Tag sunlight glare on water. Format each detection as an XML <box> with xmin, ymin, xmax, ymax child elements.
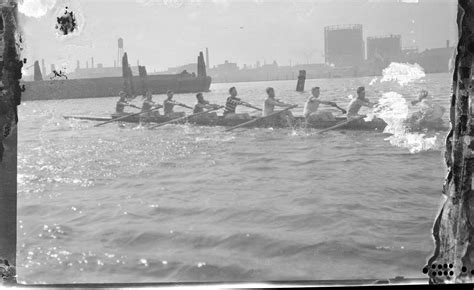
<box><xmin>17</xmin><ymin>74</ymin><xmax>450</xmax><ymax>283</ymax></box>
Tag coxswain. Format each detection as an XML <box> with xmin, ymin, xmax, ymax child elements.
<box><xmin>409</xmin><ymin>89</ymin><xmax>446</xmax><ymax>124</ymax></box>
<box><xmin>303</xmin><ymin>87</ymin><xmax>343</xmax><ymax>122</ymax></box>
<box><xmin>346</xmin><ymin>86</ymin><xmax>377</xmax><ymax>120</ymax></box>
<box><xmin>262</xmin><ymin>87</ymin><xmax>295</xmax><ymax>125</ymax></box>
<box><xmin>223</xmin><ymin>87</ymin><xmax>251</xmax><ymax>119</ymax></box>
<box><xmin>163</xmin><ymin>90</ymin><xmax>187</xmax><ymax>118</ymax></box>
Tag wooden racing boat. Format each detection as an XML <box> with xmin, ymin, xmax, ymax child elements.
<box><xmin>63</xmin><ymin>112</ymin><xmax>450</xmax><ymax>131</ymax></box>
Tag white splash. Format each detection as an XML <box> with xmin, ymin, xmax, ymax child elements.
<box><xmin>19</xmin><ymin>0</ymin><xmax>57</xmax><ymax>18</ymax></box>
<box><xmin>366</xmin><ymin>91</ymin><xmax>441</xmax><ymax>154</ymax></box>
<box><xmin>369</xmin><ymin>77</ymin><xmax>378</xmax><ymax>86</ymax></box>
<box><xmin>380</xmin><ymin>62</ymin><xmax>426</xmax><ymax>86</ymax></box>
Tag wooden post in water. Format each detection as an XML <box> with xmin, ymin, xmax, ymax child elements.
<box><xmin>0</xmin><ymin>2</ymin><xmax>21</xmax><ymax>283</ymax></box>
<box><xmin>426</xmin><ymin>0</ymin><xmax>474</xmax><ymax>284</ymax></box>
<box><xmin>296</xmin><ymin>70</ymin><xmax>306</xmax><ymax>92</ymax></box>
<box><xmin>33</xmin><ymin>60</ymin><xmax>42</xmax><ymax>81</ymax></box>
<box><xmin>121</xmin><ymin>52</ymin><xmax>135</xmax><ymax>97</ymax></box>
<box><xmin>138</xmin><ymin>65</ymin><xmax>148</xmax><ymax>96</ymax></box>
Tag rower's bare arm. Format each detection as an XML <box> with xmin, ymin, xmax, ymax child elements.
<box><xmin>272</xmin><ymin>99</ymin><xmax>290</xmax><ymax>107</ymax></box>
<box><xmin>320</xmin><ymin>100</ymin><xmax>335</xmax><ymax>106</ymax></box>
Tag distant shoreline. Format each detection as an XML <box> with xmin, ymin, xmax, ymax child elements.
<box><xmin>209</xmin><ymin>71</ymin><xmax>450</xmax><ymax>86</ymax></box>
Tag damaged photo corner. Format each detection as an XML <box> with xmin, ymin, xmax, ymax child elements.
<box><xmin>1</xmin><ymin>0</ymin><xmax>472</xmax><ymax>286</ymax></box>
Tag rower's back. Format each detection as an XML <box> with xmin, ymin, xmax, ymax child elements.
<box><xmin>163</xmin><ymin>99</ymin><xmax>175</xmax><ymax>115</ymax></box>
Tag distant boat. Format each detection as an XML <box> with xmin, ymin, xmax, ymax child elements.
<box><xmin>22</xmin><ymin>73</ymin><xmax>211</xmax><ymax>101</ymax></box>
<box><xmin>22</xmin><ymin>52</ymin><xmax>212</xmax><ymax>101</ymax></box>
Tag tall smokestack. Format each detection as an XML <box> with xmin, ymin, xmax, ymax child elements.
<box><xmin>76</xmin><ymin>60</ymin><xmax>80</xmax><ymax>69</ymax></box>
<box><xmin>206</xmin><ymin>47</ymin><xmax>209</xmax><ymax>69</ymax></box>
<box><xmin>91</xmin><ymin>57</ymin><xmax>94</xmax><ymax>69</ymax></box>
<box><xmin>197</xmin><ymin>51</ymin><xmax>206</xmax><ymax>77</ymax></box>
<box><xmin>447</xmin><ymin>40</ymin><xmax>450</xmax><ymax>48</ymax></box>
<box><xmin>41</xmin><ymin>59</ymin><xmax>46</xmax><ymax>76</ymax></box>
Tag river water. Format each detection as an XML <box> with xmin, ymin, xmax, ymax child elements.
<box><xmin>17</xmin><ymin>73</ymin><xmax>451</xmax><ymax>284</ymax></box>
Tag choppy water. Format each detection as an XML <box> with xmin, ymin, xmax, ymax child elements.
<box><xmin>18</xmin><ymin>73</ymin><xmax>451</xmax><ymax>284</ymax></box>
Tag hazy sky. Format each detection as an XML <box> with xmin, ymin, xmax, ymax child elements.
<box><xmin>19</xmin><ymin>0</ymin><xmax>457</xmax><ymax>74</ymax></box>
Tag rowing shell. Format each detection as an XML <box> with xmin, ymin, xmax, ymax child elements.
<box><xmin>63</xmin><ymin>113</ymin><xmax>450</xmax><ymax>132</ymax></box>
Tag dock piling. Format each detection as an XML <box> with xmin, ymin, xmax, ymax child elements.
<box><xmin>296</xmin><ymin>70</ymin><xmax>306</xmax><ymax>92</ymax></box>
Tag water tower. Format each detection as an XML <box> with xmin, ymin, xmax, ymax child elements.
<box><xmin>117</xmin><ymin>38</ymin><xmax>124</xmax><ymax>67</ymax></box>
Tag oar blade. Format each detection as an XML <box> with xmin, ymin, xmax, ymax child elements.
<box><xmin>150</xmin><ymin>107</ymin><xmax>222</xmax><ymax>129</ymax></box>
<box><xmin>225</xmin><ymin>104</ymin><xmax>297</xmax><ymax>132</ymax></box>
<box><xmin>94</xmin><ymin>106</ymin><xmax>160</xmax><ymax>127</ymax></box>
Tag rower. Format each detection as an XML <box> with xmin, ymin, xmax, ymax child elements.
<box><xmin>141</xmin><ymin>91</ymin><xmax>162</xmax><ymax>118</ymax></box>
<box><xmin>263</xmin><ymin>87</ymin><xmax>295</xmax><ymax>124</ymax></box>
<box><xmin>163</xmin><ymin>90</ymin><xmax>186</xmax><ymax>118</ymax></box>
<box><xmin>223</xmin><ymin>87</ymin><xmax>251</xmax><ymax>120</ymax></box>
<box><xmin>346</xmin><ymin>86</ymin><xmax>376</xmax><ymax>120</ymax></box>
<box><xmin>303</xmin><ymin>86</ymin><xmax>340</xmax><ymax>122</ymax></box>
<box><xmin>409</xmin><ymin>89</ymin><xmax>446</xmax><ymax>124</ymax></box>
<box><xmin>191</xmin><ymin>93</ymin><xmax>221</xmax><ymax>122</ymax></box>
<box><xmin>194</xmin><ymin>93</ymin><xmax>220</xmax><ymax>113</ymax></box>
<box><xmin>115</xmin><ymin>91</ymin><xmax>134</xmax><ymax>114</ymax></box>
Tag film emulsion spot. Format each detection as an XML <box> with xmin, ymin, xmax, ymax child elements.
<box><xmin>55</xmin><ymin>6</ymin><xmax>76</xmax><ymax>35</ymax></box>
<box><xmin>13</xmin><ymin>0</ymin><xmax>468</xmax><ymax>285</ymax></box>
<box><xmin>462</xmin><ymin>266</ymin><xmax>467</xmax><ymax>272</ymax></box>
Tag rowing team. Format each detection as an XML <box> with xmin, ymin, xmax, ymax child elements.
<box><xmin>115</xmin><ymin>86</ymin><xmax>445</xmax><ymax>124</ymax></box>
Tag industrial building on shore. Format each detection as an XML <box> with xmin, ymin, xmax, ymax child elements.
<box><xmin>166</xmin><ymin>24</ymin><xmax>454</xmax><ymax>83</ymax></box>
<box><xmin>24</xmin><ymin>26</ymin><xmax>454</xmax><ymax>84</ymax></box>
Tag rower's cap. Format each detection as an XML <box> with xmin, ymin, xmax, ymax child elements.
<box><xmin>166</xmin><ymin>90</ymin><xmax>173</xmax><ymax>94</ymax></box>
<box><xmin>196</xmin><ymin>92</ymin><xmax>203</xmax><ymax>99</ymax></box>
<box><xmin>266</xmin><ymin>87</ymin><xmax>274</xmax><ymax>94</ymax></box>
<box><xmin>357</xmin><ymin>86</ymin><xmax>365</xmax><ymax>93</ymax></box>
<box><xmin>229</xmin><ymin>87</ymin><xmax>236</xmax><ymax>93</ymax></box>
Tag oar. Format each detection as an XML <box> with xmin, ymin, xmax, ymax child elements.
<box><xmin>129</xmin><ymin>104</ymin><xmax>142</xmax><ymax>110</ymax></box>
<box><xmin>332</xmin><ymin>104</ymin><xmax>347</xmax><ymax>114</ymax></box>
<box><xmin>176</xmin><ymin>103</ymin><xmax>193</xmax><ymax>110</ymax></box>
<box><xmin>242</xmin><ymin>103</ymin><xmax>262</xmax><ymax>111</ymax></box>
<box><xmin>225</xmin><ymin>105</ymin><xmax>298</xmax><ymax>132</ymax></box>
<box><xmin>149</xmin><ymin>106</ymin><xmax>224</xmax><ymax>129</ymax></box>
<box><xmin>314</xmin><ymin>115</ymin><xmax>365</xmax><ymax>134</ymax></box>
<box><xmin>94</xmin><ymin>106</ymin><xmax>160</xmax><ymax>127</ymax></box>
